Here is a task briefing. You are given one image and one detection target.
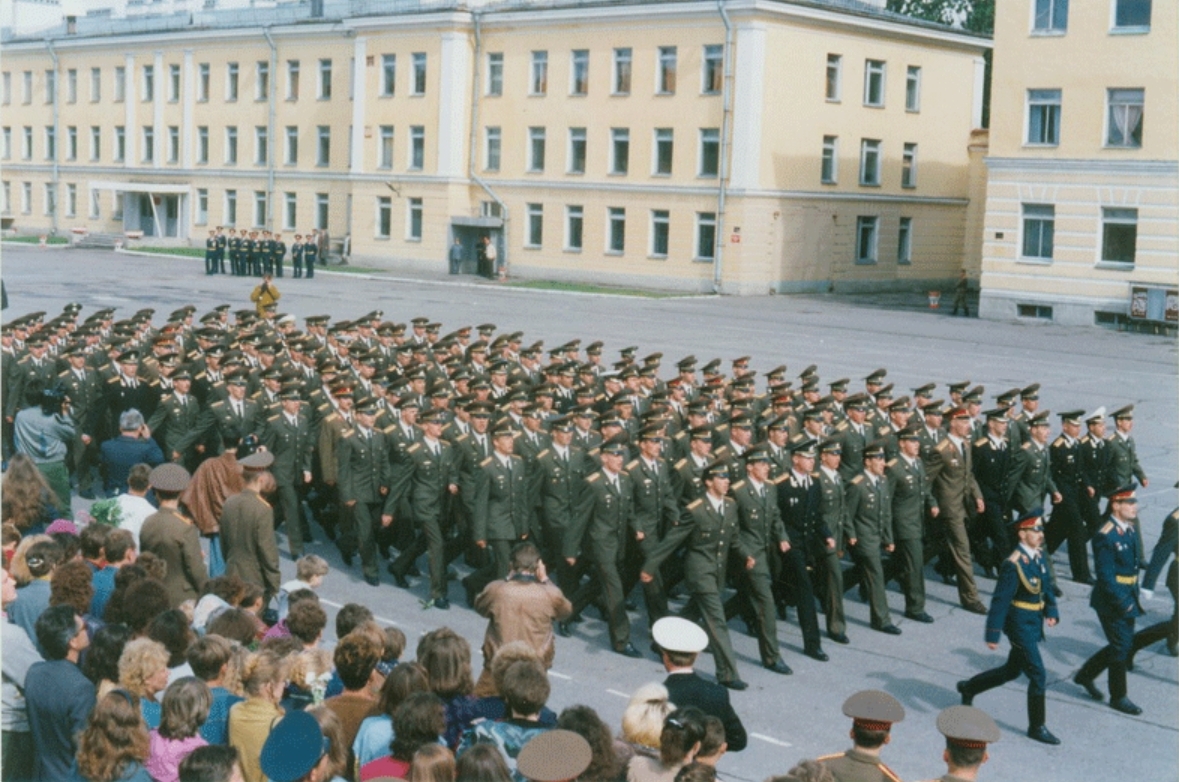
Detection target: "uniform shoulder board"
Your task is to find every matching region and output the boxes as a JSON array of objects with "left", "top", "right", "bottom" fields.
[
  {"left": 1008, "top": 550, "right": 1021, "bottom": 563},
  {"left": 324, "top": 412, "right": 339, "bottom": 422},
  {"left": 851, "top": 475, "right": 865, "bottom": 485},
  {"left": 1104, "top": 433, "right": 1117, "bottom": 443},
  {"left": 879, "top": 763, "right": 903, "bottom": 782},
  {"left": 835, "top": 421, "right": 849, "bottom": 432},
  {"left": 267, "top": 414, "right": 279, "bottom": 421},
  {"left": 586, "top": 473, "right": 601, "bottom": 483},
  {"left": 974, "top": 437, "right": 988, "bottom": 447},
  {"left": 814, "top": 754, "right": 843, "bottom": 763},
  {"left": 687, "top": 499, "right": 703, "bottom": 510},
  {"left": 107, "top": 375, "right": 120, "bottom": 384},
  {"left": 588, "top": 447, "right": 601, "bottom": 457},
  {"left": 340, "top": 430, "right": 354, "bottom": 439},
  {"left": 148, "top": 379, "right": 159, "bottom": 387},
  {"left": 936, "top": 439, "right": 952, "bottom": 452},
  {"left": 316, "top": 402, "right": 330, "bottom": 410},
  {"left": 674, "top": 458, "right": 687, "bottom": 470},
  {"left": 878, "top": 426, "right": 891, "bottom": 436},
  {"left": 536, "top": 449, "right": 550, "bottom": 459},
  {"left": 480, "top": 456, "right": 494, "bottom": 467},
  {"left": 455, "top": 433, "right": 469, "bottom": 442},
  {"left": 715, "top": 423, "right": 729, "bottom": 432},
  {"left": 626, "top": 459, "right": 640, "bottom": 470},
  {"left": 1022, "top": 441, "right": 1033, "bottom": 450},
  {"left": 772, "top": 473, "right": 790, "bottom": 485},
  {"left": 731, "top": 480, "right": 746, "bottom": 491},
  {"left": 1080, "top": 435, "right": 1092, "bottom": 445},
  {"left": 1099, "top": 521, "right": 1114, "bottom": 535},
  {"left": 1052, "top": 436, "right": 1065, "bottom": 447},
  {"left": 407, "top": 443, "right": 422, "bottom": 453},
  {"left": 57, "top": 369, "right": 68, "bottom": 378},
  {"left": 811, "top": 470, "right": 821, "bottom": 478},
  {"left": 211, "top": 400, "right": 225, "bottom": 408},
  {"left": 381, "top": 425, "right": 396, "bottom": 434}
]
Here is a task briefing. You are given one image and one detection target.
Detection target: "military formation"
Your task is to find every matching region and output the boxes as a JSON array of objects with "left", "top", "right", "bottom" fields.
[
  {"left": 1, "top": 301, "right": 1165, "bottom": 741},
  {"left": 203, "top": 226, "right": 324, "bottom": 278}
]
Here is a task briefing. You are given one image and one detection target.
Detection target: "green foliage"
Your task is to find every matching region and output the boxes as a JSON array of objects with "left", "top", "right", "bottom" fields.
[
  {"left": 886, "top": 0, "right": 995, "bottom": 34},
  {"left": 88, "top": 498, "right": 124, "bottom": 528}
]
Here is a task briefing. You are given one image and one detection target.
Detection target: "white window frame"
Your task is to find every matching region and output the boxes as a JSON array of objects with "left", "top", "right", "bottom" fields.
[
  {"left": 315, "top": 192, "right": 329, "bottom": 230},
  {"left": 255, "top": 126, "right": 268, "bottom": 165},
  {"left": 226, "top": 62, "right": 239, "bottom": 102},
  {"left": 90, "top": 126, "right": 101, "bottom": 161},
  {"left": 484, "top": 126, "right": 501, "bottom": 172},
  {"left": 256, "top": 60, "right": 269, "bottom": 101},
  {"left": 607, "top": 206, "right": 626, "bottom": 253},
  {"left": 196, "top": 126, "right": 209, "bottom": 164},
  {"left": 141, "top": 64, "right": 154, "bottom": 102},
  {"left": 318, "top": 59, "right": 332, "bottom": 100},
  {"left": 114, "top": 66, "right": 126, "bottom": 102},
  {"left": 406, "top": 196, "right": 423, "bottom": 241},
  {"left": 376, "top": 196, "right": 392, "bottom": 238},
  {"left": 89, "top": 188, "right": 101, "bottom": 219},
  {"left": 905, "top": 66, "right": 921, "bottom": 112},
  {"left": 90, "top": 68, "right": 101, "bottom": 102},
  {"left": 253, "top": 191, "right": 267, "bottom": 228},
  {"left": 409, "top": 125, "right": 425, "bottom": 170},
  {"left": 168, "top": 64, "right": 180, "bottom": 102},
  {"left": 284, "top": 126, "right": 298, "bottom": 165},
  {"left": 226, "top": 126, "right": 238, "bottom": 165},
  {"left": 610, "top": 128, "right": 629, "bottom": 175},
  {"left": 650, "top": 209, "right": 670, "bottom": 258},
  {"left": 612, "top": 48, "right": 632, "bottom": 95},
  {"left": 411, "top": 53, "right": 427, "bottom": 96},
  {"left": 316, "top": 125, "right": 330, "bottom": 166},
  {"left": 66, "top": 126, "right": 78, "bottom": 161},
  {"left": 486, "top": 53, "right": 504, "bottom": 96},
  {"left": 654, "top": 128, "right": 673, "bottom": 175},
  {"left": 67, "top": 68, "right": 77, "bottom": 104},
  {"left": 141, "top": 126, "right": 154, "bottom": 163},
  {"left": 1026, "top": 89, "right": 1062, "bottom": 146},
  {"left": 65, "top": 183, "right": 76, "bottom": 218},
  {"left": 702, "top": 45, "right": 723, "bottom": 95},
  {"left": 530, "top": 51, "right": 548, "bottom": 96},
  {"left": 570, "top": 50, "right": 589, "bottom": 96},
  {"left": 855, "top": 216, "right": 879, "bottom": 264},
  {"left": 698, "top": 128, "right": 719, "bottom": 178},
  {"left": 696, "top": 211, "right": 717, "bottom": 262},
  {"left": 863, "top": 59, "right": 885, "bottom": 107},
  {"left": 825, "top": 54, "right": 842, "bottom": 101},
  {"left": 565, "top": 205, "right": 584, "bottom": 251},
  {"left": 901, "top": 142, "right": 917, "bottom": 188},
  {"left": 225, "top": 189, "right": 238, "bottom": 226},
  {"left": 821, "top": 135, "right": 838, "bottom": 184},
  {"left": 286, "top": 60, "right": 300, "bottom": 101},
  {"left": 528, "top": 127, "right": 546, "bottom": 173},
  {"left": 1099, "top": 207, "right": 1138, "bottom": 266},
  {"left": 283, "top": 192, "right": 297, "bottom": 230},
  {"left": 526, "top": 202, "right": 544, "bottom": 248},
  {"left": 1111, "top": 0, "right": 1151, "bottom": 32},
  {"left": 195, "top": 188, "right": 208, "bottom": 224},
  {"left": 859, "top": 138, "right": 881, "bottom": 186},
  {"left": 1105, "top": 88, "right": 1144, "bottom": 148},
  {"left": 1020, "top": 203, "right": 1055, "bottom": 261},
  {"left": 167, "top": 125, "right": 179, "bottom": 163},
  {"left": 568, "top": 127, "right": 587, "bottom": 174},
  {"left": 197, "top": 63, "right": 209, "bottom": 102},
  {"left": 380, "top": 54, "right": 396, "bottom": 97},
  {"left": 1032, "top": 0, "right": 1069, "bottom": 32},
  {"left": 114, "top": 126, "right": 125, "bottom": 162},
  {"left": 378, "top": 125, "right": 394, "bottom": 169},
  {"left": 897, "top": 216, "right": 913, "bottom": 264},
  {"left": 657, "top": 46, "right": 677, "bottom": 94}
]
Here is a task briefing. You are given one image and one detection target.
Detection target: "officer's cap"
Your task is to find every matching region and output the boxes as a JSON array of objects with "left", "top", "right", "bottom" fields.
[
  {"left": 600, "top": 435, "right": 629, "bottom": 455},
  {"left": 936, "top": 705, "right": 1000, "bottom": 749},
  {"left": 240, "top": 450, "right": 275, "bottom": 470},
  {"left": 863, "top": 442, "right": 886, "bottom": 459},
  {"left": 1058, "top": 409, "right": 1084, "bottom": 424},
  {"left": 1084, "top": 407, "right": 1106, "bottom": 424},
  {"left": 652, "top": 616, "right": 709, "bottom": 654},
  {"left": 842, "top": 690, "right": 905, "bottom": 729},
  {"left": 149, "top": 463, "right": 191, "bottom": 493},
  {"left": 1110, "top": 405, "right": 1134, "bottom": 420},
  {"left": 1020, "top": 383, "right": 1041, "bottom": 400},
  {"left": 897, "top": 426, "right": 921, "bottom": 442},
  {"left": 517, "top": 730, "right": 593, "bottom": 782},
  {"left": 689, "top": 426, "right": 713, "bottom": 442},
  {"left": 829, "top": 378, "right": 850, "bottom": 392},
  {"left": 888, "top": 396, "right": 912, "bottom": 413},
  {"left": 172, "top": 367, "right": 193, "bottom": 382},
  {"left": 845, "top": 394, "right": 871, "bottom": 411},
  {"left": 1108, "top": 486, "right": 1137, "bottom": 503},
  {"left": 791, "top": 438, "right": 818, "bottom": 458},
  {"left": 947, "top": 380, "right": 972, "bottom": 394},
  {"left": 701, "top": 460, "right": 730, "bottom": 481},
  {"left": 742, "top": 443, "right": 771, "bottom": 463},
  {"left": 1029, "top": 410, "right": 1051, "bottom": 427},
  {"left": 963, "top": 386, "right": 985, "bottom": 404},
  {"left": 912, "top": 383, "right": 936, "bottom": 398},
  {"left": 995, "top": 387, "right": 1021, "bottom": 406},
  {"left": 677, "top": 355, "right": 698, "bottom": 371},
  {"left": 864, "top": 368, "right": 887, "bottom": 384},
  {"left": 983, "top": 408, "right": 1008, "bottom": 422},
  {"left": 549, "top": 416, "right": 574, "bottom": 433},
  {"left": 701, "top": 359, "right": 722, "bottom": 375},
  {"left": 260, "top": 711, "right": 327, "bottom": 782},
  {"left": 1011, "top": 507, "right": 1044, "bottom": 531},
  {"left": 819, "top": 438, "right": 843, "bottom": 455}
]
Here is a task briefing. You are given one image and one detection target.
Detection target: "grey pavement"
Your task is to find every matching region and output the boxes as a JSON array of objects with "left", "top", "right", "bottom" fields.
[{"left": 3, "top": 245, "right": 1177, "bottom": 781}]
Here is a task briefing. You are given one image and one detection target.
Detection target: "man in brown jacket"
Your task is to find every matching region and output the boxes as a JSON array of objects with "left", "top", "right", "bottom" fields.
[
  {"left": 473, "top": 541, "right": 571, "bottom": 693},
  {"left": 220, "top": 450, "right": 282, "bottom": 604},
  {"left": 140, "top": 463, "right": 208, "bottom": 607}
]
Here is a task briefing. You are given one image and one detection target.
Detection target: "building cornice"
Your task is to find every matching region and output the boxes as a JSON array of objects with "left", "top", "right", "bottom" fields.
[
  {"left": 986, "top": 157, "right": 1179, "bottom": 177},
  {"left": 732, "top": 188, "right": 969, "bottom": 206}
]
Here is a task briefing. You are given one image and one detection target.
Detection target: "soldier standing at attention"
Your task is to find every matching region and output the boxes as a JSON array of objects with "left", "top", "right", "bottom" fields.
[
  {"left": 273, "top": 233, "right": 287, "bottom": 278},
  {"left": 817, "top": 690, "right": 905, "bottom": 782},
  {"left": 955, "top": 509, "right": 1060, "bottom": 745},
  {"left": 303, "top": 232, "right": 318, "bottom": 278},
  {"left": 205, "top": 229, "right": 219, "bottom": 275},
  {"left": 291, "top": 234, "right": 304, "bottom": 278},
  {"left": 918, "top": 706, "right": 1000, "bottom": 782},
  {"left": 1074, "top": 486, "right": 1145, "bottom": 715}
]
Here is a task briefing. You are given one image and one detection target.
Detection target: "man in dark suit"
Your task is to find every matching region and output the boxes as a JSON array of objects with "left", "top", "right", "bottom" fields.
[{"left": 652, "top": 616, "right": 747, "bottom": 752}]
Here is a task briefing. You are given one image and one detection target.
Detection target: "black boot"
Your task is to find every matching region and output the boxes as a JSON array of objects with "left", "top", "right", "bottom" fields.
[
  {"left": 956, "top": 680, "right": 974, "bottom": 706},
  {"left": 1108, "top": 663, "right": 1142, "bottom": 715},
  {"left": 1026, "top": 693, "right": 1061, "bottom": 745}
]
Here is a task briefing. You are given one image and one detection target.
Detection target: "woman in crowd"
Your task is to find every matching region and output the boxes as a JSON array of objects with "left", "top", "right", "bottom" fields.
[
  {"left": 626, "top": 708, "right": 707, "bottom": 782},
  {"left": 620, "top": 683, "right": 673, "bottom": 762},
  {"left": 8, "top": 538, "right": 62, "bottom": 644},
  {"left": 306, "top": 704, "right": 350, "bottom": 782},
  {"left": 121, "top": 578, "right": 173, "bottom": 638},
  {"left": 2, "top": 452, "right": 65, "bottom": 534},
  {"left": 352, "top": 661, "right": 430, "bottom": 767},
  {"left": 51, "top": 558, "right": 103, "bottom": 640},
  {"left": 559, "top": 705, "right": 629, "bottom": 782},
  {"left": 119, "top": 637, "right": 172, "bottom": 730},
  {"left": 359, "top": 691, "right": 446, "bottom": 781},
  {"left": 408, "top": 744, "right": 456, "bottom": 782},
  {"left": 454, "top": 743, "right": 513, "bottom": 782},
  {"left": 85, "top": 624, "right": 135, "bottom": 700},
  {"left": 417, "top": 627, "right": 478, "bottom": 749},
  {"left": 75, "top": 689, "right": 154, "bottom": 782},
  {"left": 146, "top": 677, "right": 212, "bottom": 782},
  {"left": 228, "top": 649, "right": 287, "bottom": 782},
  {"left": 147, "top": 609, "right": 197, "bottom": 683}
]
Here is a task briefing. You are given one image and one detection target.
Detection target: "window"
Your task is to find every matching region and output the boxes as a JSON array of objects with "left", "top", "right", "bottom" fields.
[
  {"left": 696, "top": 212, "right": 717, "bottom": 261},
  {"left": 864, "top": 60, "right": 885, "bottom": 106},
  {"left": 378, "top": 125, "right": 394, "bottom": 169},
  {"left": 526, "top": 203, "right": 543, "bottom": 247},
  {"left": 283, "top": 192, "right": 297, "bottom": 230},
  {"left": 67, "top": 126, "right": 77, "bottom": 161},
  {"left": 0, "top": 182, "right": 8, "bottom": 215},
  {"left": 197, "top": 126, "right": 209, "bottom": 164},
  {"left": 67, "top": 69, "right": 77, "bottom": 103},
  {"left": 654, "top": 128, "right": 674, "bottom": 175},
  {"left": 409, "top": 126, "right": 425, "bottom": 170},
  {"left": 318, "top": 59, "right": 332, "bottom": 99},
  {"left": 530, "top": 51, "right": 548, "bottom": 95},
  {"left": 226, "top": 62, "right": 238, "bottom": 101},
  {"left": 315, "top": 193, "right": 328, "bottom": 229},
  {"left": 253, "top": 192, "right": 267, "bottom": 227},
  {"left": 528, "top": 127, "right": 546, "bottom": 172},
  {"left": 226, "top": 126, "right": 238, "bottom": 164},
  {"left": 1113, "top": 0, "right": 1151, "bottom": 30},
  {"left": 21, "top": 126, "right": 32, "bottom": 160},
  {"left": 608, "top": 207, "right": 625, "bottom": 252},
  {"left": 570, "top": 50, "right": 589, "bottom": 96},
  {"left": 1027, "top": 89, "right": 1062, "bottom": 145},
  {"left": 1021, "top": 204, "right": 1054, "bottom": 260},
  {"left": 316, "top": 126, "right": 330, "bottom": 166},
  {"left": 43, "top": 126, "right": 55, "bottom": 160},
  {"left": 380, "top": 55, "right": 396, "bottom": 96},
  {"left": 196, "top": 188, "right": 208, "bottom": 224},
  {"left": 44, "top": 184, "right": 56, "bottom": 216},
  {"left": 699, "top": 128, "right": 719, "bottom": 177},
  {"left": 21, "top": 182, "right": 31, "bottom": 214},
  {"left": 826, "top": 54, "right": 842, "bottom": 101},
  {"left": 855, "top": 216, "right": 878, "bottom": 263},
  {"left": 1106, "top": 88, "right": 1144, "bottom": 147},
  {"left": 897, "top": 217, "right": 912, "bottom": 264},
  {"left": 89, "top": 188, "right": 100, "bottom": 219},
  {"left": 376, "top": 196, "right": 392, "bottom": 238},
  {"left": 821, "top": 135, "right": 838, "bottom": 183},
  {"left": 21, "top": 71, "right": 32, "bottom": 104},
  {"left": 703, "top": 45, "right": 723, "bottom": 94},
  {"left": 284, "top": 126, "right": 297, "bottom": 165},
  {"left": 286, "top": 60, "right": 300, "bottom": 100},
  {"left": 2, "top": 72, "right": 9, "bottom": 104},
  {"left": 1, "top": 127, "right": 10, "bottom": 159},
  {"left": 412, "top": 53, "right": 427, "bottom": 95},
  {"left": 1101, "top": 208, "right": 1137, "bottom": 265},
  {"left": 905, "top": 66, "right": 921, "bottom": 112},
  {"left": 407, "top": 197, "right": 423, "bottom": 240},
  {"left": 197, "top": 63, "right": 209, "bottom": 101},
  {"left": 114, "top": 66, "right": 126, "bottom": 102},
  {"left": 484, "top": 126, "right": 501, "bottom": 171},
  {"left": 90, "top": 126, "right": 101, "bottom": 161},
  {"left": 859, "top": 139, "right": 881, "bottom": 185},
  {"left": 225, "top": 189, "right": 237, "bottom": 225},
  {"left": 1033, "top": 0, "right": 1068, "bottom": 31},
  {"left": 141, "top": 127, "right": 154, "bottom": 162},
  {"left": 657, "top": 47, "right": 677, "bottom": 94},
  {"left": 112, "top": 191, "right": 122, "bottom": 220},
  {"left": 256, "top": 61, "right": 269, "bottom": 100},
  {"left": 613, "top": 48, "right": 632, "bottom": 94},
  {"left": 168, "top": 64, "right": 180, "bottom": 102},
  {"left": 901, "top": 143, "right": 917, "bottom": 187},
  {"left": 255, "top": 126, "right": 268, "bottom": 165},
  {"left": 565, "top": 205, "right": 583, "bottom": 251},
  {"left": 610, "top": 128, "right": 629, "bottom": 174},
  {"left": 486, "top": 53, "right": 503, "bottom": 96},
  {"left": 43, "top": 69, "right": 54, "bottom": 104},
  {"left": 114, "top": 126, "right": 125, "bottom": 162},
  {"left": 650, "top": 210, "right": 669, "bottom": 257},
  {"left": 568, "top": 128, "right": 586, "bottom": 174},
  {"left": 90, "top": 68, "right": 101, "bottom": 102},
  {"left": 167, "top": 126, "right": 179, "bottom": 163},
  {"left": 1018, "top": 304, "right": 1054, "bottom": 319},
  {"left": 139, "top": 65, "right": 152, "bottom": 102}
]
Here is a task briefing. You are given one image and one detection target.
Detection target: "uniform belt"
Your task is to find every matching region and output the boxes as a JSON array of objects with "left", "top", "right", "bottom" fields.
[
  {"left": 1012, "top": 600, "right": 1044, "bottom": 611},
  {"left": 1116, "top": 575, "right": 1138, "bottom": 585}
]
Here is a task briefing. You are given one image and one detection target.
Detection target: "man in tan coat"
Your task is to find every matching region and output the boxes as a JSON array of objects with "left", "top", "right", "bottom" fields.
[
  {"left": 220, "top": 450, "right": 282, "bottom": 603},
  {"left": 140, "top": 463, "right": 208, "bottom": 607}
]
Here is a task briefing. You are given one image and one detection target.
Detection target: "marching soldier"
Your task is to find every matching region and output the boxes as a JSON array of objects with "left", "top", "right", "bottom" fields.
[
  {"left": 626, "top": 425, "right": 680, "bottom": 630},
  {"left": 972, "top": 409, "right": 1014, "bottom": 578},
  {"left": 532, "top": 416, "right": 591, "bottom": 601},
  {"left": 775, "top": 438, "right": 832, "bottom": 659},
  {"left": 886, "top": 426, "right": 937, "bottom": 624},
  {"left": 1048, "top": 410, "right": 1092, "bottom": 584},
  {"left": 1079, "top": 408, "right": 1110, "bottom": 536},
  {"left": 847, "top": 442, "right": 900, "bottom": 635},
  {"left": 336, "top": 396, "right": 393, "bottom": 586},
  {"left": 818, "top": 437, "right": 853, "bottom": 645},
  {"left": 262, "top": 385, "right": 316, "bottom": 558},
  {"left": 469, "top": 421, "right": 531, "bottom": 594},
  {"left": 1107, "top": 405, "right": 1148, "bottom": 567},
  {"left": 927, "top": 407, "right": 988, "bottom": 615},
  {"left": 146, "top": 367, "right": 205, "bottom": 472},
  {"left": 59, "top": 344, "right": 103, "bottom": 498}
]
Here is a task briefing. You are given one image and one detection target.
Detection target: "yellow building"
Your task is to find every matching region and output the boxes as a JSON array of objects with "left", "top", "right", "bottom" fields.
[
  {"left": 980, "top": 0, "right": 1179, "bottom": 327},
  {"left": 1, "top": 0, "right": 989, "bottom": 294}
]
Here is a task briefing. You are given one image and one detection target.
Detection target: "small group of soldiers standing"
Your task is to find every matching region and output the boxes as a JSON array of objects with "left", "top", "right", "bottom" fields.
[{"left": 204, "top": 226, "right": 325, "bottom": 278}]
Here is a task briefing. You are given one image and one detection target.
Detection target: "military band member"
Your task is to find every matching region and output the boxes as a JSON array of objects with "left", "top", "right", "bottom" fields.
[{"left": 956, "top": 509, "right": 1060, "bottom": 745}]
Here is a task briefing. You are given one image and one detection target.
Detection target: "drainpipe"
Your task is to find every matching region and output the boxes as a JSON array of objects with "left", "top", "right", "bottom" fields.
[
  {"left": 468, "top": 10, "right": 509, "bottom": 275},
  {"left": 713, "top": 0, "right": 734, "bottom": 294},
  {"left": 263, "top": 27, "right": 278, "bottom": 230},
  {"left": 46, "top": 38, "right": 60, "bottom": 236}
]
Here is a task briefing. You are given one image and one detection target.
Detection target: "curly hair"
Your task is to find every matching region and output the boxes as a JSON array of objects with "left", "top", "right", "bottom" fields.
[
  {"left": 558, "top": 705, "right": 623, "bottom": 782},
  {"left": 75, "top": 690, "right": 151, "bottom": 782},
  {"left": 621, "top": 683, "right": 673, "bottom": 750},
  {"left": 487, "top": 641, "right": 542, "bottom": 698},
  {"left": 205, "top": 608, "right": 259, "bottom": 647},
  {"left": 121, "top": 578, "right": 171, "bottom": 635},
  {"left": 50, "top": 559, "right": 96, "bottom": 615},
  {"left": 333, "top": 632, "right": 381, "bottom": 691},
  {"left": 2, "top": 453, "right": 60, "bottom": 528},
  {"left": 118, "top": 638, "right": 170, "bottom": 699},
  {"left": 417, "top": 627, "right": 473, "bottom": 700},
  {"left": 137, "top": 551, "right": 168, "bottom": 583},
  {"left": 84, "top": 624, "right": 134, "bottom": 688},
  {"left": 201, "top": 574, "right": 249, "bottom": 606},
  {"left": 285, "top": 600, "right": 327, "bottom": 646}
]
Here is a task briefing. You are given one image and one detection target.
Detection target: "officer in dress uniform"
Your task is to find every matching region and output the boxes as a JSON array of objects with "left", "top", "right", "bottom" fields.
[
  {"left": 1106, "top": 405, "right": 1149, "bottom": 567},
  {"left": 918, "top": 706, "right": 1000, "bottom": 782},
  {"left": 336, "top": 395, "right": 392, "bottom": 586},
  {"left": 885, "top": 425, "right": 937, "bottom": 624},
  {"left": 847, "top": 442, "right": 901, "bottom": 635},
  {"left": 1079, "top": 407, "right": 1110, "bottom": 536},
  {"left": 1074, "top": 486, "right": 1145, "bottom": 715},
  {"left": 955, "top": 509, "right": 1060, "bottom": 745},
  {"left": 205, "top": 230, "right": 219, "bottom": 275},
  {"left": 263, "top": 384, "right": 315, "bottom": 558},
  {"left": 817, "top": 690, "right": 904, "bottom": 782}
]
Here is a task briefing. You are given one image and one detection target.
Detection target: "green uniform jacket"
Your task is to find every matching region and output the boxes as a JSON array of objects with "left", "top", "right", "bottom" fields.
[
  {"left": 147, "top": 393, "right": 204, "bottom": 460},
  {"left": 531, "top": 446, "right": 591, "bottom": 544},
  {"left": 316, "top": 411, "right": 351, "bottom": 484},
  {"left": 658, "top": 496, "right": 745, "bottom": 593},
  {"left": 219, "top": 488, "right": 281, "bottom": 598},
  {"left": 58, "top": 367, "right": 103, "bottom": 437},
  {"left": 140, "top": 508, "right": 208, "bottom": 608},
  {"left": 818, "top": 467, "right": 853, "bottom": 552},
  {"left": 926, "top": 437, "right": 982, "bottom": 522},
  {"left": 1005, "top": 440, "right": 1057, "bottom": 513},
  {"left": 336, "top": 427, "right": 392, "bottom": 505},
  {"left": 1105, "top": 432, "right": 1146, "bottom": 490},
  {"left": 201, "top": 398, "right": 263, "bottom": 453},
  {"left": 886, "top": 455, "right": 935, "bottom": 541},
  {"left": 847, "top": 472, "right": 894, "bottom": 549},
  {"left": 670, "top": 456, "right": 707, "bottom": 506},
  {"left": 263, "top": 410, "right": 316, "bottom": 486},
  {"left": 390, "top": 439, "right": 457, "bottom": 523},
  {"left": 818, "top": 747, "right": 902, "bottom": 782},
  {"left": 730, "top": 479, "right": 787, "bottom": 570},
  {"left": 571, "top": 470, "right": 635, "bottom": 564},
  {"left": 473, "top": 454, "right": 531, "bottom": 542},
  {"left": 835, "top": 420, "right": 870, "bottom": 482},
  {"left": 627, "top": 457, "right": 679, "bottom": 542}
]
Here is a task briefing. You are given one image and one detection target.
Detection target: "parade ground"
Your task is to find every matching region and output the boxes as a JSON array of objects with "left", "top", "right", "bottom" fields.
[{"left": 3, "top": 245, "right": 1177, "bottom": 781}]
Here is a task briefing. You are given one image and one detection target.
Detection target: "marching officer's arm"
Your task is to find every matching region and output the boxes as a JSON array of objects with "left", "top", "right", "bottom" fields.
[
  {"left": 566, "top": 474, "right": 598, "bottom": 562},
  {"left": 1003, "top": 445, "right": 1030, "bottom": 505},
  {"left": 643, "top": 500, "right": 696, "bottom": 577},
  {"left": 472, "top": 458, "right": 493, "bottom": 545},
  {"left": 336, "top": 432, "right": 356, "bottom": 504},
  {"left": 984, "top": 557, "right": 1020, "bottom": 646},
  {"left": 384, "top": 442, "right": 417, "bottom": 517}
]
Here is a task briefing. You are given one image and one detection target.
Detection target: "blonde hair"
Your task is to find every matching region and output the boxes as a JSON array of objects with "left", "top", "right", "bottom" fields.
[
  {"left": 240, "top": 649, "right": 287, "bottom": 698},
  {"left": 221, "top": 642, "right": 250, "bottom": 697},
  {"left": 286, "top": 648, "right": 334, "bottom": 691},
  {"left": 621, "top": 683, "right": 674, "bottom": 749},
  {"left": 117, "top": 638, "right": 170, "bottom": 699},
  {"left": 9, "top": 533, "right": 52, "bottom": 586}
]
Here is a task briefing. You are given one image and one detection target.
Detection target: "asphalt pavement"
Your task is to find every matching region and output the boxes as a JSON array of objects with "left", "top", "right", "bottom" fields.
[{"left": 3, "top": 245, "right": 1176, "bottom": 781}]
